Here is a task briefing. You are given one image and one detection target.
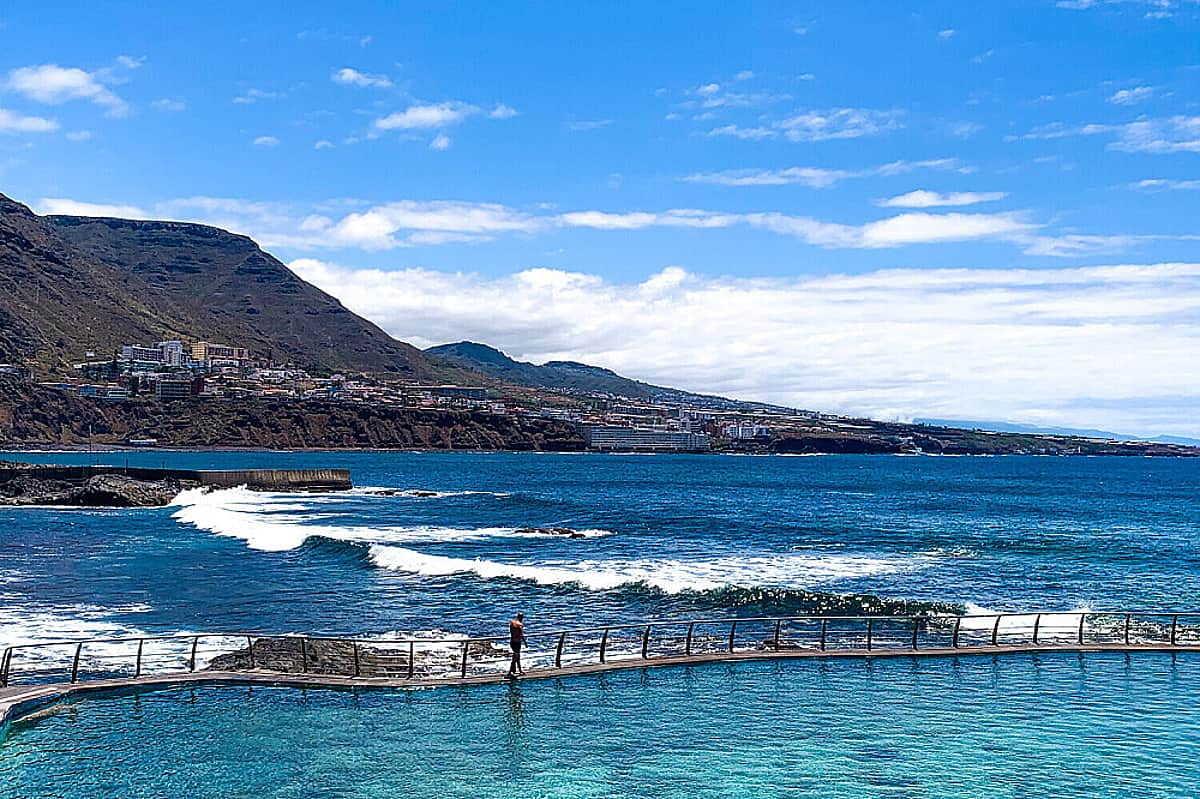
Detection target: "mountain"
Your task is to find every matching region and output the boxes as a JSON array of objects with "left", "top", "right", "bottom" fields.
[
  {"left": 425, "top": 341, "right": 787, "bottom": 410},
  {"left": 0, "top": 193, "right": 450, "bottom": 378}
]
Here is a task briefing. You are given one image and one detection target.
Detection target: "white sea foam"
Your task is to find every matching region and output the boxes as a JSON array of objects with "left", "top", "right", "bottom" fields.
[
  {"left": 171, "top": 486, "right": 612, "bottom": 551},
  {"left": 348, "top": 486, "right": 512, "bottom": 499},
  {"left": 367, "top": 545, "right": 924, "bottom": 594},
  {"left": 955, "top": 602, "right": 1093, "bottom": 640}
]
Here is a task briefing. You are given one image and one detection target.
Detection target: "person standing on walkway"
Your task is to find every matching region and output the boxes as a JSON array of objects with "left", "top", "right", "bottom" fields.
[{"left": 508, "top": 612, "right": 526, "bottom": 677}]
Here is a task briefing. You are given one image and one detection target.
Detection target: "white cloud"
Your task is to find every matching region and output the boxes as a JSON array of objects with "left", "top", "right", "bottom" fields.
[
  {"left": 6, "top": 63, "right": 128, "bottom": 115},
  {"left": 233, "top": 88, "right": 281, "bottom": 105},
  {"left": 33, "top": 194, "right": 1153, "bottom": 259},
  {"left": 735, "top": 70, "right": 755, "bottom": 81},
  {"left": 430, "top": 134, "right": 451, "bottom": 150},
  {"left": 1025, "top": 116, "right": 1200, "bottom": 153},
  {"left": 1134, "top": 178, "right": 1200, "bottom": 190},
  {"left": 684, "top": 158, "right": 968, "bottom": 188},
  {"left": 877, "top": 190, "right": 1007, "bottom": 208},
  {"left": 709, "top": 107, "right": 902, "bottom": 142},
  {"left": 373, "top": 102, "right": 478, "bottom": 131},
  {"left": 151, "top": 98, "right": 186, "bottom": 112},
  {"left": 0, "top": 108, "right": 58, "bottom": 133},
  {"left": 65, "top": 130, "right": 92, "bottom": 141},
  {"left": 36, "top": 198, "right": 148, "bottom": 218},
  {"left": 253, "top": 135, "right": 280, "bottom": 147},
  {"left": 332, "top": 67, "right": 393, "bottom": 88},
  {"left": 489, "top": 104, "right": 518, "bottom": 119},
  {"left": 938, "top": 28, "right": 957, "bottom": 38},
  {"left": 287, "top": 258, "right": 1200, "bottom": 438},
  {"left": 566, "top": 119, "right": 612, "bottom": 132},
  {"left": 1108, "top": 86, "right": 1154, "bottom": 104},
  {"left": 314, "top": 139, "right": 335, "bottom": 150}
]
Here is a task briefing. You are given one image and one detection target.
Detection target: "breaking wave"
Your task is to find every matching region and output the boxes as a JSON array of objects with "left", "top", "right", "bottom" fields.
[
  {"left": 366, "top": 545, "right": 929, "bottom": 595},
  {"left": 170, "top": 487, "right": 611, "bottom": 551}
]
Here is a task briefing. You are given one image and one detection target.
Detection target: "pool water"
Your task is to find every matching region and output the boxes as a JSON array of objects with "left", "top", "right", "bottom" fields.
[{"left": 2, "top": 653, "right": 1197, "bottom": 798}]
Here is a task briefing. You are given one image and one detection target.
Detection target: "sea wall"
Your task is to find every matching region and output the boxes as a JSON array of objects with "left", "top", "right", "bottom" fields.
[{"left": 0, "top": 465, "right": 351, "bottom": 492}]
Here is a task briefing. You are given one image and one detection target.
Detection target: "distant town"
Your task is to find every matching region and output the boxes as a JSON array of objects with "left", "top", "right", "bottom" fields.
[
  {"left": 0, "top": 337, "right": 789, "bottom": 452},
  {"left": 0, "top": 337, "right": 1192, "bottom": 457}
]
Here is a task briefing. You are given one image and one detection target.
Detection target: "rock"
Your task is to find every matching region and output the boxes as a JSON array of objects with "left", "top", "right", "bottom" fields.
[
  {"left": 63, "top": 475, "right": 193, "bottom": 507},
  {"left": 515, "top": 526, "right": 588, "bottom": 539},
  {"left": 0, "top": 473, "right": 196, "bottom": 507}
]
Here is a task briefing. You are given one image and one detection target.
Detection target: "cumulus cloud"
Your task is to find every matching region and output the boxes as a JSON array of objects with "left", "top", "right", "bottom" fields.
[
  {"left": 430, "top": 134, "right": 451, "bottom": 150},
  {"left": 36, "top": 198, "right": 149, "bottom": 217},
  {"left": 876, "top": 190, "right": 1007, "bottom": 208},
  {"left": 1108, "top": 86, "right": 1154, "bottom": 104},
  {"left": 6, "top": 63, "right": 128, "bottom": 115},
  {"left": 373, "top": 101, "right": 516, "bottom": 134},
  {"left": 0, "top": 108, "right": 59, "bottom": 133},
  {"left": 287, "top": 258, "right": 1200, "bottom": 438},
  {"left": 253, "top": 135, "right": 280, "bottom": 147},
  {"left": 331, "top": 67, "right": 393, "bottom": 88}
]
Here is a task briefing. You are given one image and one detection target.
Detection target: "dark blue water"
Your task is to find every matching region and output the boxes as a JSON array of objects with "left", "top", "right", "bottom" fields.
[
  {"left": 2, "top": 451, "right": 1197, "bottom": 647},
  {"left": 4, "top": 653, "right": 1198, "bottom": 798}
]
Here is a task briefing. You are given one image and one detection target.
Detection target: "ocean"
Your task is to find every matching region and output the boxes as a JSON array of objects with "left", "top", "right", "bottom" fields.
[{"left": 2, "top": 450, "right": 1197, "bottom": 647}]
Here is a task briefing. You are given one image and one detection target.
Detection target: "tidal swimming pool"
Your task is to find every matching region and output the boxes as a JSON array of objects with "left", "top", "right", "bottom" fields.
[{"left": 1, "top": 653, "right": 1197, "bottom": 799}]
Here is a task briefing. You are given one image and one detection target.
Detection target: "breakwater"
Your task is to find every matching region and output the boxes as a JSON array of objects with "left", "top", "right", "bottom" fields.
[{"left": 0, "top": 465, "right": 351, "bottom": 492}]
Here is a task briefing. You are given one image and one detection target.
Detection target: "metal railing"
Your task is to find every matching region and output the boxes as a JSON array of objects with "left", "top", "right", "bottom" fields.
[{"left": 3, "top": 611, "right": 1198, "bottom": 689}]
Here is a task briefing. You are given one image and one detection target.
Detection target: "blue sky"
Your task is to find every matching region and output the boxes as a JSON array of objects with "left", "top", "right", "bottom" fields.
[{"left": 1, "top": 1, "right": 1198, "bottom": 437}]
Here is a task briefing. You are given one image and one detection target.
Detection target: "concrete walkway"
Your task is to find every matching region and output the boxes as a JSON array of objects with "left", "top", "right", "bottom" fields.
[{"left": 2, "top": 642, "right": 1193, "bottom": 736}]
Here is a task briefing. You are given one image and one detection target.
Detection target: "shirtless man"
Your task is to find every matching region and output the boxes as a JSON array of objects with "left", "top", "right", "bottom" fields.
[{"left": 508, "top": 612, "right": 526, "bottom": 677}]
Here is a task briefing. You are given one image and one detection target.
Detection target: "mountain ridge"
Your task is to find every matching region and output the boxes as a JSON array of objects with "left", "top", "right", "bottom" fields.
[{"left": 0, "top": 193, "right": 455, "bottom": 378}]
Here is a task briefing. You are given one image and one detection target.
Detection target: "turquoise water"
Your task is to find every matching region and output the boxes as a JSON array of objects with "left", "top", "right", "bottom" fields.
[{"left": 3, "top": 653, "right": 1198, "bottom": 798}]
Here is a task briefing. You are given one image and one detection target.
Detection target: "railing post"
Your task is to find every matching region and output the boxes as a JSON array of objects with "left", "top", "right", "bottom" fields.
[
  {"left": 599, "top": 628, "right": 609, "bottom": 664},
  {"left": 773, "top": 619, "right": 782, "bottom": 650},
  {"left": 0, "top": 649, "right": 10, "bottom": 687},
  {"left": 1032, "top": 614, "right": 1041, "bottom": 646},
  {"left": 866, "top": 619, "right": 873, "bottom": 652},
  {"left": 728, "top": 621, "right": 738, "bottom": 653},
  {"left": 189, "top": 636, "right": 199, "bottom": 672},
  {"left": 911, "top": 617, "right": 920, "bottom": 650},
  {"left": 685, "top": 622, "right": 695, "bottom": 656},
  {"left": 71, "top": 643, "right": 83, "bottom": 683},
  {"left": 952, "top": 617, "right": 961, "bottom": 648},
  {"left": 246, "top": 636, "right": 255, "bottom": 670},
  {"left": 991, "top": 615, "right": 1002, "bottom": 647},
  {"left": 460, "top": 641, "right": 469, "bottom": 678},
  {"left": 641, "top": 626, "right": 651, "bottom": 659},
  {"left": 555, "top": 632, "right": 565, "bottom": 668},
  {"left": 135, "top": 639, "right": 144, "bottom": 677},
  {"left": 819, "top": 619, "right": 827, "bottom": 652},
  {"left": 1124, "top": 613, "right": 1131, "bottom": 646},
  {"left": 1171, "top": 615, "right": 1179, "bottom": 646},
  {"left": 1078, "top": 613, "right": 1086, "bottom": 645},
  {"left": 352, "top": 641, "right": 361, "bottom": 677},
  {"left": 408, "top": 641, "right": 415, "bottom": 679}
]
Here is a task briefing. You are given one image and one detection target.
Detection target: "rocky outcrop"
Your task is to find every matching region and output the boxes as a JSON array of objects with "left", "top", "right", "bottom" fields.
[
  {"left": 514, "top": 527, "right": 590, "bottom": 539},
  {"left": 0, "top": 472, "right": 195, "bottom": 507},
  {"left": 207, "top": 636, "right": 509, "bottom": 677}
]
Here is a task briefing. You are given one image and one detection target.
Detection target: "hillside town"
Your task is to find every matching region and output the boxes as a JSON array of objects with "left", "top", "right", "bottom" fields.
[{"left": 5, "top": 337, "right": 796, "bottom": 452}]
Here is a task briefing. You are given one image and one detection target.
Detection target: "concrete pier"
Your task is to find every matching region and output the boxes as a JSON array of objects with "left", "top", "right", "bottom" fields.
[
  {"left": 0, "top": 464, "right": 351, "bottom": 492},
  {"left": 1, "top": 642, "right": 1195, "bottom": 740}
]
